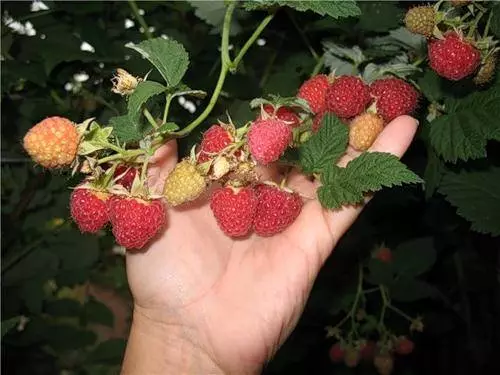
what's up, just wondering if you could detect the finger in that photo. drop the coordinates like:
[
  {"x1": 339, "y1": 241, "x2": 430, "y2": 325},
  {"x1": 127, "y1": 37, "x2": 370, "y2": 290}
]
[
  {"x1": 147, "y1": 140, "x2": 178, "y2": 194},
  {"x1": 286, "y1": 168, "x2": 316, "y2": 198},
  {"x1": 322, "y1": 115, "x2": 419, "y2": 246}
]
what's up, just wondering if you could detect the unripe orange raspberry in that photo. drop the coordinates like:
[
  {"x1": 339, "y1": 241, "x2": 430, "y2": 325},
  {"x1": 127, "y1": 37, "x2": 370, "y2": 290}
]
[
  {"x1": 349, "y1": 113, "x2": 384, "y2": 151},
  {"x1": 23, "y1": 116, "x2": 80, "y2": 168}
]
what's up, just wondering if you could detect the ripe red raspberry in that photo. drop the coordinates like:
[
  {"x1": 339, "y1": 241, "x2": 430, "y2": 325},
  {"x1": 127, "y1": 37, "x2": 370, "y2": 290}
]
[
  {"x1": 370, "y1": 77, "x2": 419, "y2": 122},
  {"x1": 263, "y1": 104, "x2": 301, "y2": 127},
  {"x1": 254, "y1": 184, "x2": 302, "y2": 236},
  {"x1": 107, "y1": 196, "x2": 166, "y2": 249},
  {"x1": 360, "y1": 340, "x2": 376, "y2": 361},
  {"x1": 248, "y1": 119, "x2": 292, "y2": 165},
  {"x1": 395, "y1": 336, "x2": 414, "y2": 355},
  {"x1": 198, "y1": 125, "x2": 233, "y2": 163},
  {"x1": 428, "y1": 32, "x2": 481, "y2": 81},
  {"x1": 374, "y1": 247, "x2": 392, "y2": 263},
  {"x1": 23, "y1": 116, "x2": 80, "y2": 168},
  {"x1": 329, "y1": 343, "x2": 344, "y2": 363},
  {"x1": 325, "y1": 75, "x2": 371, "y2": 119},
  {"x1": 210, "y1": 186, "x2": 257, "y2": 237},
  {"x1": 297, "y1": 74, "x2": 329, "y2": 114},
  {"x1": 114, "y1": 165, "x2": 138, "y2": 189},
  {"x1": 70, "y1": 188, "x2": 109, "y2": 233}
]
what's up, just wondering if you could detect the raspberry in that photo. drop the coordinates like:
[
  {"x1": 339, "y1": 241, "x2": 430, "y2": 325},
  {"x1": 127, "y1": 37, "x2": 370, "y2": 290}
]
[
  {"x1": 473, "y1": 53, "x2": 497, "y2": 85},
  {"x1": 325, "y1": 75, "x2": 371, "y2": 119},
  {"x1": 370, "y1": 77, "x2": 419, "y2": 122},
  {"x1": 70, "y1": 188, "x2": 109, "y2": 233},
  {"x1": 374, "y1": 354, "x2": 394, "y2": 375},
  {"x1": 253, "y1": 184, "x2": 302, "y2": 236},
  {"x1": 360, "y1": 341, "x2": 376, "y2": 361},
  {"x1": 107, "y1": 196, "x2": 166, "y2": 250},
  {"x1": 297, "y1": 74, "x2": 329, "y2": 113},
  {"x1": 263, "y1": 104, "x2": 301, "y2": 127},
  {"x1": 349, "y1": 113, "x2": 384, "y2": 151},
  {"x1": 328, "y1": 343, "x2": 344, "y2": 363},
  {"x1": 344, "y1": 347, "x2": 361, "y2": 368},
  {"x1": 248, "y1": 119, "x2": 292, "y2": 165},
  {"x1": 404, "y1": 6, "x2": 436, "y2": 37},
  {"x1": 198, "y1": 125, "x2": 233, "y2": 163},
  {"x1": 114, "y1": 165, "x2": 138, "y2": 190},
  {"x1": 374, "y1": 247, "x2": 392, "y2": 263},
  {"x1": 23, "y1": 116, "x2": 80, "y2": 168},
  {"x1": 428, "y1": 32, "x2": 481, "y2": 81},
  {"x1": 395, "y1": 336, "x2": 414, "y2": 355},
  {"x1": 210, "y1": 186, "x2": 257, "y2": 237},
  {"x1": 163, "y1": 160, "x2": 206, "y2": 206}
]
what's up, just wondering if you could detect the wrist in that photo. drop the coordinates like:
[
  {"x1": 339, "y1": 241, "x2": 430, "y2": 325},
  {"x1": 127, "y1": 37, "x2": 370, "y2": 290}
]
[{"x1": 122, "y1": 306, "x2": 225, "y2": 375}]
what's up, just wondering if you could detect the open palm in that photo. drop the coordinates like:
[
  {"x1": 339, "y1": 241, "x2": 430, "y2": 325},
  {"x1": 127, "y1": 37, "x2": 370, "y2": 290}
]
[{"x1": 124, "y1": 116, "x2": 418, "y2": 374}]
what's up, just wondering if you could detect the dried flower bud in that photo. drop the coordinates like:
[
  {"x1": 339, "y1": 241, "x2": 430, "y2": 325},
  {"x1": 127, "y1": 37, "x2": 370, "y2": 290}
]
[{"x1": 111, "y1": 68, "x2": 141, "y2": 96}]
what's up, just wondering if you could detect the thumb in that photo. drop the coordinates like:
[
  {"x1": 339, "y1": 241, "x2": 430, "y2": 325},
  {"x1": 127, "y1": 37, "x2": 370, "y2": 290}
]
[{"x1": 147, "y1": 140, "x2": 178, "y2": 194}]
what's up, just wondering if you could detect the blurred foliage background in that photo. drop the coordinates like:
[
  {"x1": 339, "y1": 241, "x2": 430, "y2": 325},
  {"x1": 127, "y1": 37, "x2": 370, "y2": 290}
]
[{"x1": 1, "y1": 1, "x2": 499, "y2": 374}]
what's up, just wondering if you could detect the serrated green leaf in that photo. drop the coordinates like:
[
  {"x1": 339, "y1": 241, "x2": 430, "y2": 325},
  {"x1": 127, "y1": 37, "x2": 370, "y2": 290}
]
[
  {"x1": 439, "y1": 168, "x2": 500, "y2": 236},
  {"x1": 1, "y1": 316, "x2": 20, "y2": 338},
  {"x1": 417, "y1": 69, "x2": 445, "y2": 103},
  {"x1": 299, "y1": 114, "x2": 348, "y2": 173},
  {"x1": 389, "y1": 277, "x2": 440, "y2": 302},
  {"x1": 127, "y1": 38, "x2": 189, "y2": 87},
  {"x1": 109, "y1": 115, "x2": 141, "y2": 144},
  {"x1": 79, "y1": 123, "x2": 114, "y2": 155},
  {"x1": 424, "y1": 148, "x2": 445, "y2": 199},
  {"x1": 357, "y1": 2, "x2": 403, "y2": 32},
  {"x1": 127, "y1": 81, "x2": 166, "y2": 122},
  {"x1": 243, "y1": 0, "x2": 361, "y2": 19},
  {"x1": 318, "y1": 152, "x2": 423, "y2": 209},
  {"x1": 392, "y1": 237, "x2": 436, "y2": 277},
  {"x1": 490, "y1": 3, "x2": 500, "y2": 38},
  {"x1": 430, "y1": 89, "x2": 500, "y2": 162}
]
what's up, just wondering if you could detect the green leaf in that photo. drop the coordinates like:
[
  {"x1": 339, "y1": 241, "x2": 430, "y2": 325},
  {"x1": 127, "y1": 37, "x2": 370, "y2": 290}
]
[
  {"x1": 79, "y1": 123, "x2": 114, "y2": 155},
  {"x1": 392, "y1": 237, "x2": 436, "y2": 277},
  {"x1": 2, "y1": 316, "x2": 20, "y2": 338},
  {"x1": 439, "y1": 168, "x2": 500, "y2": 236},
  {"x1": 46, "y1": 324, "x2": 97, "y2": 351},
  {"x1": 158, "y1": 122, "x2": 180, "y2": 134},
  {"x1": 299, "y1": 114, "x2": 348, "y2": 173},
  {"x1": 318, "y1": 152, "x2": 423, "y2": 209},
  {"x1": 357, "y1": 2, "x2": 403, "y2": 32},
  {"x1": 127, "y1": 81, "x2": 166, "y2": 123},
  {"x1": 365, "y1": 259, "x2": 394, "y2": 285},
  {"x1": 423, "y1": 148, "x2": 445, "y2": 199},
  {"x1": 417, "y1": 69, "x2": 445, "y2": 102},
  {"x1": 3, "y1": 249, "x2": 59, "y2": 287},
  {"x1": 127, "y1": 38, "x2": 189, "y2": 87},
  {"x1": 243, "y1": 0, "x2": 361, "y2": 19},
  {"x1": 187, "y1": 1, "x2": 243, "y2": 35},
  {"x1": 45, "y1": 299, "x2": 82, "y2": 317},
  {"x1": 87, "y1": 339, "x2": 127, "y2": 364},
  {"x1": 490, "y1": 3, "x2": 500, "y2": 38},
  {"x1": 109, "y1": 115, "x2": 141, "y2": 144},
  {"x1": 389, "y1": 277, "x2": 440, "y2": 302},
  {"x1": 429, "y1": 89, "x2": 500, "y2": 162},
  {"x1": 84, "y1": 298, "x2": 114, "y2": 327}
]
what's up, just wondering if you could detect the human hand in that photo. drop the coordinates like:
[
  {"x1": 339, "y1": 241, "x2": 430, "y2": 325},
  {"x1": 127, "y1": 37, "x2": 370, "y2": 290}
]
[{"x1": 121, "y1": 115, "x2": 418, "y2": 374}]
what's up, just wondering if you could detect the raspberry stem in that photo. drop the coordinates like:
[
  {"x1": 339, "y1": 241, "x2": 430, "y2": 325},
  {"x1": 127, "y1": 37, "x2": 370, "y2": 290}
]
[{"x1": 127, "y1": 0, "x2": 153, "y2": 39}]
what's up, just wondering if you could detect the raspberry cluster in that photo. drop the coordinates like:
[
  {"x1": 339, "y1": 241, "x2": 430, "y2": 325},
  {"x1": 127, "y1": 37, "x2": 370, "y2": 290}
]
[{"x1": 404, "y1": 3, "x2": 498, "y2": 83}]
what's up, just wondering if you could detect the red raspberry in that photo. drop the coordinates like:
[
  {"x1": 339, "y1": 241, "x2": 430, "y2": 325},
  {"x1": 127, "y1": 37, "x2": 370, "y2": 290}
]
[
  {"x1": 360, "y1": 340, "x2": 376, "y2": 361},
  {"x1": 23, "y1": 116, "x2": 80, "y2": 168},
  {"x1": 263, "y1": 104, "x2": 301, "y2": 127},
  {"x1": 325, "y1": 75, "x2": 371, "y2": 119},
  {"x1": 329, "y1": 343, "x2": 345, "y2": 363},
  {"x1": 210, "y1": 186, "x2": 257, "y2": 237},
  {"x1": 114, "y1": 165, "x2": 138, "y2": 189},
  {"x1": 107, "y1": 196, "x2": 166, "y2": 250},
  {"x1": 248, "y1": 119, "x2": 292, "y2": 165},
  {"x1": 374, "y1": 247, "x2": 392, "y2": 263},
  {"x1": 70, "y1": 188, "x2": 109, "y2": 233},
  {"x1": 198, "y1": 125, "x2": 233, "y2": 163},
  {"x1": 395, "y1": 336, "x2": 414, "y2": 355},
  {"x1": 428, "y1": 32, "x2": 481, "y2": 80},
  {"x1": 297, "y1": 74, "x2": 330, "y2": 113},
  {"x1": 254, "y1": 184, "x2": 302, "y2": 236},
  {"x1": 370, "y1": 77, "x2": 419, "y2": 122}
]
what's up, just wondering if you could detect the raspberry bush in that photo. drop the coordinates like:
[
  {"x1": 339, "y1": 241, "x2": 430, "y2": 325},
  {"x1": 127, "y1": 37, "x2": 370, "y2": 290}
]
[{"x1": 2, "y1": 1, "x2": 499, "y2": 374}]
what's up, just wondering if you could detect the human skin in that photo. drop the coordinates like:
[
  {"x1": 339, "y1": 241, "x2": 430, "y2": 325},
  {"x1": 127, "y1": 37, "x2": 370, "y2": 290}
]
[{"x1": 121, "y1": 115, "x2": 419, "y2": 374}]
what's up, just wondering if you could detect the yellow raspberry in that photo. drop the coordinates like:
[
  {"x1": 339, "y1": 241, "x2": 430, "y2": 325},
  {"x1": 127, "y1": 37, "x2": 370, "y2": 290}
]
[
  {"x1": 349, "y1": 113, "x2": 385, "y2": 151},
  {"x1": 404, "y1": 6, "x2": 436, "y2": 38},
  {"x1": 163, "y1": 160, "x2": 206, "y2": 206},
  {"x1": 473, "y1": 53, "x2": 497, "y2": 85},
  {"x1": 23, "y1": 116, "x2": 80, "y2": 168}
]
